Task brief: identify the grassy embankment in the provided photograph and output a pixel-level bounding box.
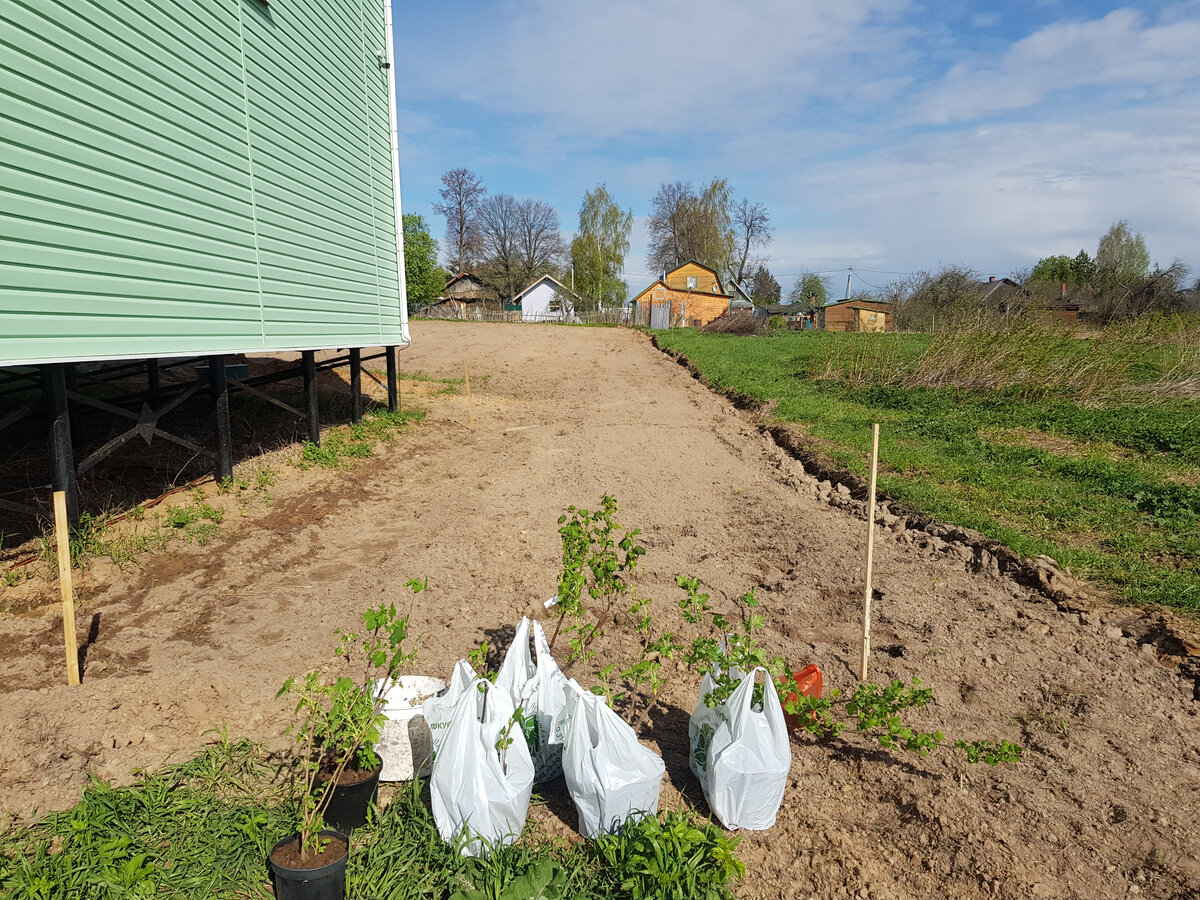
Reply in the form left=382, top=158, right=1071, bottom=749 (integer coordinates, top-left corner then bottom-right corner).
left=657, top=319, right=1200, bottom=614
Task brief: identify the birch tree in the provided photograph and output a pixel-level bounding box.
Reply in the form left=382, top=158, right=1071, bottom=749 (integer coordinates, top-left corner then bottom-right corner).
left=570, top=184, right=633, bottom=310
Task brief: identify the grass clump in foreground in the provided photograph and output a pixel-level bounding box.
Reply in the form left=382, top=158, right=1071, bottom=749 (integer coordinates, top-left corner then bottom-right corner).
left=656, top=322, right=1200, bottom=613
left=0, top=738, right=744, bottom=900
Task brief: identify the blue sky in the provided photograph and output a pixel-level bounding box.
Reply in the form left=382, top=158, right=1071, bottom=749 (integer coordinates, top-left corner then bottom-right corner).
left=391, top=1, right=1199, bottom=296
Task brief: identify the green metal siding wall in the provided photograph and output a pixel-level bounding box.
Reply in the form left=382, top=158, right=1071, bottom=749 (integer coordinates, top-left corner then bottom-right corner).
left=0, top=0, right=403, bottom=367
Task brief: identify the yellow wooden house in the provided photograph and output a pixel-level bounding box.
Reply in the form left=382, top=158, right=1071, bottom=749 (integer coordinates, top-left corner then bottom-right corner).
left=631, top=261, right=731, bottom=327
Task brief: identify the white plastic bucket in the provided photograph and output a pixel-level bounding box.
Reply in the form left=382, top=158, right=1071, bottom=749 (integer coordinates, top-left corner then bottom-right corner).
left=376, top=675, right=447, bottom=781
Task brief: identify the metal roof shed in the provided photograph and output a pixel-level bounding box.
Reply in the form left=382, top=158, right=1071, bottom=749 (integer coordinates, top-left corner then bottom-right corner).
left=0, top=0, right=410, bottom=518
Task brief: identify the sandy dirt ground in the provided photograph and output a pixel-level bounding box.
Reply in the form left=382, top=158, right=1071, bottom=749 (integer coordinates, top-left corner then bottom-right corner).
left=2, top=321, right=1198, bottom=899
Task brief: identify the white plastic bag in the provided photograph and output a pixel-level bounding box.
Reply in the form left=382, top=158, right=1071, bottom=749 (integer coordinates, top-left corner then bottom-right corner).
left=495, top=617, right=569, bottom=782
left=428, top=676, right=535, bottom=857
left=689, top=666, right=791, bottom=830
left=423, top=658, right=479, bottom=763
left=559, top=680, right=665, bottom=837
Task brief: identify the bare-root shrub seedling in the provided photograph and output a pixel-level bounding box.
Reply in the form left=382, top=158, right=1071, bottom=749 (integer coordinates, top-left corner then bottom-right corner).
left=549, top=495, right=646, bottom=669
left=783, top=678, right=1023, bottom=765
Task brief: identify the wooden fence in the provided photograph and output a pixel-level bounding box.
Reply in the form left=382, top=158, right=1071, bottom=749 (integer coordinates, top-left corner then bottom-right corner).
left=413, top=306, right=634, bottom=326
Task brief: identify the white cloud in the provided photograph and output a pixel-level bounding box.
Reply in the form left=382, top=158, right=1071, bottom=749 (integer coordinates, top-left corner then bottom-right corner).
left=915, top=8, right=1200, bottom=123
left=405, top=0, right=914, bottom=141
left=776, top=103, right=1200, bottom=274
left=397, top=1, right=1200, bottom=279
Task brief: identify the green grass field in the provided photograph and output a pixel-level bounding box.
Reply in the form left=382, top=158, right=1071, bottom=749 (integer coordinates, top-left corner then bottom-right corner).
left=656, top=325, right=1200, bottom=614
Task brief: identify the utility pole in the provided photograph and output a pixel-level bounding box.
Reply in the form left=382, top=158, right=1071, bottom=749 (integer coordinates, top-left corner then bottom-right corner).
left=845, top=267, right=853, bottom=300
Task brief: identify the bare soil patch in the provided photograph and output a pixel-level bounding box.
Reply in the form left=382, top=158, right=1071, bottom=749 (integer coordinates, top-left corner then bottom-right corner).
left=1, top=321, right=1198, bottom=899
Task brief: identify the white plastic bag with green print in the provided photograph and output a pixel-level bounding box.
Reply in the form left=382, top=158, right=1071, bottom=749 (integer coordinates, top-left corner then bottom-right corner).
left=495, top=617, right=568, bottom=783
left=688, top=665, right=791, bottom=830
left=423, top=658, right=479, bottom=763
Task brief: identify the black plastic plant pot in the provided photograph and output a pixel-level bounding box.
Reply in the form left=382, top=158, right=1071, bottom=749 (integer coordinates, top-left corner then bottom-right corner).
left=322, top=765, right=381, bottom=834
left=268, top=830, right=349, bottom=900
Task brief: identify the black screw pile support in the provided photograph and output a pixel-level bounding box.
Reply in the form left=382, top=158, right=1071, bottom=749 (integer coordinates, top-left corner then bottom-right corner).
left=386, top=345, right=398, bottom=412
left=209, top=355, right=233, bottom=482
left=64, top=365, right=82, bottom=447
left=349, top=348, right=362, bottom=424
left=44, top=364, right=79, bottom=524
left=302, top=350, right=320, bottom=446
left=146, top=358, right=161, bottom=406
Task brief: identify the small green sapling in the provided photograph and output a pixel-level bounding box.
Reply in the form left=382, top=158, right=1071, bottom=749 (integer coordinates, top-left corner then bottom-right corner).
left=277, top=577, right=425, bottom=857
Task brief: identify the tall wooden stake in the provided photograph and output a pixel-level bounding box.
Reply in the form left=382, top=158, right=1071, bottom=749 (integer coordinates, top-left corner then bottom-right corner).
left=859, top=423, right=881, bottom=682
left=53, top=490, right=80, bottom=686
left=464, top=363, right=475, bottom=431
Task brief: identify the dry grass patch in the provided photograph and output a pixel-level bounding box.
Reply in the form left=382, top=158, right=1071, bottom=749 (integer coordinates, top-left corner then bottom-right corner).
left=981, top=427, right=1131, bottom=461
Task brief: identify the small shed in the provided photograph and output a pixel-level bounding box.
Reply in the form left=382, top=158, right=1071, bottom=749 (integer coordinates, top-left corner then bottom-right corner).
left=757, top=304, right=812, bottom=329
left=438, top=273, right=495, bottom=303
left=819, top=298, right=894, bottom=332
left=428, top=273, right=497, bottom=318
left=513, top=275, right=583, bottom=322
left=1047, top=303, right=1082, bottom=327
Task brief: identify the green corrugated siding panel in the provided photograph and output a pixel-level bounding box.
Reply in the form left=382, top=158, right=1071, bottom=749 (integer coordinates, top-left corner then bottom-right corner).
left=363, top=0, right=403, bottom=341
left=240, top=0, right=397, bottom=349
left=0, top=1, right=262, bottom=361
left=0, top=0, right=403, bottom=366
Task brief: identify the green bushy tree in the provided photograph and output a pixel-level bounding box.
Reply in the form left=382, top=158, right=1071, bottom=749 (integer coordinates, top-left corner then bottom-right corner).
left=403, top=214, right=448, bottom=309
left=1097, top=220, right=1150, bottom=286
left=789, top=272, right=829, bottom=312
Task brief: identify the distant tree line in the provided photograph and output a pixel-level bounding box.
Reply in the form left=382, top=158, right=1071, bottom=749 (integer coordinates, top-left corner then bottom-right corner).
left=410, top=169, right=787, bottom=311
left=831, top=221, right=1196, bottom=330
left=1022, top=220, right=1192, bottom=321
left=408, top=173, right=1196, bottom=324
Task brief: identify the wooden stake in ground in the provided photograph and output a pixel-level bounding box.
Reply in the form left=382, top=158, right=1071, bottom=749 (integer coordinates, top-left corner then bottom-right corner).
left=464, top=363, right=475, bottom=430
left=53, top=490, right=80, bottom=686
left=859, top=423, right=881, bottom=682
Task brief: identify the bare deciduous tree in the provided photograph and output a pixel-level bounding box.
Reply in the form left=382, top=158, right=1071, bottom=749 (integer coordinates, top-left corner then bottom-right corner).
left=892, top=266, right=984, bottom=331
left=729, top=199, right=772, bottom=284
left=1094, top=260, right=1190, bottom=322
left=477, top=194, right=566, bottom=301
left=432, top=168, right=487, bottom=274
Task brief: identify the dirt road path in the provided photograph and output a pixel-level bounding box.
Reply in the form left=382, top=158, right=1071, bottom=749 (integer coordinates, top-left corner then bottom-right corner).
left=2, top=322, right=1197, bottom=899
